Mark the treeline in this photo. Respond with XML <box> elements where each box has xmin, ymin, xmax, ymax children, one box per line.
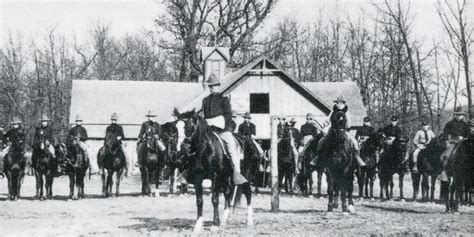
<box><xmin>0</xmin><ymin>0</ymin><xmax>471</xmax><ymax>144</ymax></box>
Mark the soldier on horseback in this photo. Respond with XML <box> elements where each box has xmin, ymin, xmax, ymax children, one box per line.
<box><xmin>439</xmin><ymin>107</ymin><xmax>470</xmax><ymax>181</ymax></box>
<box><xmin>355</xmin><ymin>117</ymin><xmax>375</xmax><ymax>144</ymax></box>
<box><xmin>32</xmin><ymin>114</ymin><xmax>57</xmax><ymax>171</ymax></box>
<box><xmin>381</xmin><ymin>116</ymin><xmax>402</xmax><ymax>144</ymax></box>
<box><xmin>410</xmin><ymin>119</ymin><xmax>435</xmax><ymax>173</ymax></box>
<box><xmin>103</xmin><ymin>113</ymin><xmax>129</xmax><ymax>175</ymax></box>
<box><xmin>67</xmin><ymin>115</ymin><xmax>89</xmax><ymax>167</ymax></box>
<box><xmin>202</xmin><ymin>73</ymin><xmax>247</xmax><ymax>185</ymax></box>
<box><xmin>310</xmin><ymin>95</ymin><xmax>366</xmax><ymax>168</ymax></box>
<box><xmin>299</xmin><ymin>113</ymin><xmax>323</xmax><ymax>156</ymax></box>
<box><xmin>136</xmin><ymin>110</ymin><xmax>165</xmax><ymax>168</ymax></box>
<box><xmin>2</xmin><ymin>117</ymin><xmax>25</xmax><ymax>175</ymax></box>
<box><xmin>238</xmin><ymin>112</ymin><xmax>264</xmax><ymax>159</ymax></box>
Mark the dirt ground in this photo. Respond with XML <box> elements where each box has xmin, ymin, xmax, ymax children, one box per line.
<box><xmin>0</xmin><ymin>172</ymin><xmax>473</xmax><ymax>236</ymax></box>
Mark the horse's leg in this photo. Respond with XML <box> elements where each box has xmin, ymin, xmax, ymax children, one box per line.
<box><xmin>358</xmin><ymin>170</ymin><xmax>364</xmax><ymax>198</ymax></box>
<box><xmin>6</xmin><ymin>172</ymin><xmax>12</xmax><ymax>200</ymax></box>
<box><xmin>348</xmin><ymin>173</ymin><xmax>354</xmax><ymax>206</ymax></box>
<box><xmin>430</xmin><ymin>175</ymin><xmax>436</xmax><ymax>202</ymax></box>
<box><xmin>34</xmin><ymin>170</ymin><xmax>41</xmax><ymax>199</ymax></box>
<box><xmin>327</xmin><ymin>174</ymin><xmax>333</xmax><ymax>212</ymax></box>
<box><xmin>107</xmin><ymin>170</ymin><xmax>114</xmax><ymax>197</ymax></box>
<box><xmin>399</xmin><ymin>173</ymin><xmax>404</xmax><ymax>200</ymax></box>
<box><xmin>412</xmin><ymin>173</ymin><xmax>419</xmax><ymax>201</ymax></box>
<box><xmin>101</xmin><ymin>169</ymin><xmax>107</xmax><ymax>197</ymax></box>
<box><xmin>169</xmin><ymin>167</ymin><xmax>175</xmax><ymax>194</ymax></box>
<box><xmin>115</xmin><ymin>169</ymin><xmax>122</xmax><ymax>197</ymax></box>
<box><xmin>317</xmin><ymin>170</ymin><xmax>322</xmax><ymax>198</ymax></box>
<box><xmin>222</xmin><ymin>183</ymin><xmax>232</xmax><ymax>227</ymax></box>
<box><xmin>369</xmin><ymin>170</ymin><xmax>375</xmax><ymax>199</ymax></box>
<box><xmin>454</xmin><ymin>179</ymin><xmax>462</xmax><ymax>212</ymax></box>
<box><xmin>288</xmin><ymin>167</ymin><xmax>294</xmax><ymax>195</ymax></box>
<box><xmin>242</xmin><ymin>183</ymin><xmax>254</xmax><ymax>225</ymax></box>
<box><xmin>193</xmin><ymin>177</ymin><xmax>204</xmax><ymax>233</ymax></box>
<box><xmin>46</xmin><ymin>175</ymin><xmax>53</xmax><ymax>199</ymax></box>
<box><xmin>341</xmin><ymin>179</ymin><xmax>348</xmax><ymax>212</ymax></box>
<box><xmin>211</xmin><ymin>176</ymin><xmax>220</xmax><ymax>228</ymax></box>
<box><xmin>389</xmin><ymin>176</ymin><xmax>394</xmax><ymax>200</ymax></box>
<box><xmin>421</xmin><ymin>174</ymin><xmax>428</xmax><ymax>202</ymax></box>
<box><xmin>333</xmin><ymin>182</ymin><xmax>340</xmax><ymax>209</ymax></box>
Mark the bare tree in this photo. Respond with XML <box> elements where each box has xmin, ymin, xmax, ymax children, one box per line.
<box><xmin>437</xmin><ymin>0</ymin><xmax>472</xmax><ymax>119</ymax></box>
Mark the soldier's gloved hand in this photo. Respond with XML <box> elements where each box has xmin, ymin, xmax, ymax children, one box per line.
<box><xmin>117</xmin><ymin>136</ymin><xmax>122</xmax><ymax>140</ymax></box>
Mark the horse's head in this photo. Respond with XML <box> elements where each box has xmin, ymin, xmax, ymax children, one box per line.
<box><xmin>393</xmin><ymin>137</ymin><xmax>409</xmax><ymax>157</ymax></box>
<box><xmin>104</xmin><ymin>132</ymin><xmax>119</xmax><ymax>153</ymax></box>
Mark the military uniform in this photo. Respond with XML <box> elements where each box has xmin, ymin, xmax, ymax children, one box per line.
<box><xmin>3</xmin><ymin>126</ymin><xmax>26</xmax><ymax>152</ymax></box>
<box><xmin>68</xmin><ymin>122</ymin><xmax>89</xmax><ymax>164</ymax></box>
<box><xmin>355</xmin><ymin>125</ymin><xmax>375</xmax><ymax>141</ymax></box>
<box><xmin>443</xmin><ymin>119</ymin><xmax>469</xmax><ymax>140</ymax></box>
<box><xmin>105</xmin><ymin>124</ymin><xmax>125</xmax><ymax>139</ymax></box>
<box><xmin>137</xmin><ymin>119</ymin><xmax>163</xmax><ymax>166</ymax></box>
<box><xmin>381</xmin><ymin>124</ymin><xmax>402</xmax><ymax>139</ymax></box>
<box><xmin>202</xmin><ymin>93</ymin><xmax>233</xmax><ymax>131</ymax></box>
<box><xmin>32</xmin><ymin>123</ymin><xmax>56</xmax><ymax>167</ymax></box>
<box><xmin>439</xmin><ymin>114</ymin><xmax>470</xmax><ymax>180</ymax></box>
<box><xmin>238</xmin><ymin>121</ymin><xmax>256</xmax><ymax>138</ymax></box>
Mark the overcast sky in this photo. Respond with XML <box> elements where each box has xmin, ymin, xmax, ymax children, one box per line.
<box><xmin>1</xmin><ymin>0</ymin><xmax>450</xmax><ymax>48</ymax></box>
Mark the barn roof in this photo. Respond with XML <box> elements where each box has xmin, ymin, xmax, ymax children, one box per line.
<box><xmin>302</xmin><ymin>81</ymin><xmax>367</xmax><ymax>126</ymax></box>
<box><xmin>69</xmin><ymin>80</ymin><xmax>204</xmax><ymax>125</ymax></box>
<box><xmin>179</xmin><ymin>57</ymin><xmax>333</xmax><ymax>115</ymax></box>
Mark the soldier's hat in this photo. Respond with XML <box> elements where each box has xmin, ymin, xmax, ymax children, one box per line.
<box><xmin>40</xmin><ymin>114</ymin><xmax>50</xmax><ymax>121</ymax></box>
<box><xmin>145</xmin><ymin>110</ymin><xmax>157</xmax><ymax>117</ymax></box>
<box><xmin>453</xmin><ymin>106</ymin><xmax>465</xmax><ymax>115</ymax></box>
<box><xmin>75</xmin><ymin>115</ymin><xmax>82</xmax><ymax>122</ymax></box>
<box><xmin>243</xmin><ymin>112</ymin><xmax>252</xmax><ymax>119</ymax></box>
<box><xmin>290</xmin><ymin>118</ymin><xmax>297</xmax><ymax>124</ymax></box>
<box><xmin>363</xmin><ymin>117</ymin><xmax>371</xmax><ymax>122</ymax></box>
<box><xmin>333</xmin><ymin>95</ymin><xmax>346</xmax><ymax>103</ymax></box>
<box><xmin>306</xmin><ymin>113</ymin><xmax>314</xmax><ymax>119</ymax></box>
<box><xmin>11</xmin><ymin>117</ymin><xmax>22</xmax><ymax>124</ymax></box>
<box><xmin>110</xmin><ymin>112</ymin><xmax>119</xmax><ymax>120</ymax></box>
<box><xmin>206</xmin><ymin>73</ymin><xmax>221</xmax><ymax>86</ymax></box>
<box><xmin>390</xmin><ymin>115</ymin><xmax>399</xmax><ymax>122</ymax></box>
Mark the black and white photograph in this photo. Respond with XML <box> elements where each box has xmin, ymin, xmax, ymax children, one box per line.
<box><xmin>0</xmin><ymin>0</ymin><xmax>473</xmax><ymax>235</ymax></box>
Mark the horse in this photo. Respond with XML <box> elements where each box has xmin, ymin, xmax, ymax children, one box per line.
<box><xmin>57</xmin><ymin>139</ymin><xmax>89</xmax><ymax>200</ymax></box>
<box><xmin>297</xmin><ymin>133</ymin><xmax>324</xmax><ymax>196</ymax></box>
<box><xmin>137</xmin><ymin>126</ymin><xmax>165</xmax><ymax>196</ymax></box>
<box><xmin>445</xmin><ymin>135</ymin><xmax>474</xmax><ymax>212</ymax></box>
<box><xmin>174</xmin><ymin>109</ymin><xmax>253</xmax><ymax>232</ymax></box>
<box><xmin>357</xmin><ymin>132</ymin><xmax>383</xmax><ymax>199</ymax></box>
<box><xmin>97</xmin><ymin>132</ymin><xmax>126</xmax><ymax>198</ymax></box>
<box><xmin>319</xmin><ymin>111</ymin><xmax>355</xmax><ymax>212</ymax></box>
<box><xmin>277</xmin><ymin>128</ymin><xmax>297</xmax><ymax>194</ymax></box>
<box><xmin>378</xmin><ymin>137</ymin><xmax>409</xmax><ymax>200</ymax></box>
<box><xmin>3</xmin><ymin>140</ymin><xmax>26</xmax><ymax>201</ymax></box>
<box><xmin>160</xmin><ymin>121</ymin><xmax>186</xmax><ymax>194</ymax></box>
<box><xmin>32</xmin><ymin>138</ymin><xmax>57</xmax><ymax>200</ymax></box>
<box><xmin>410</xmin><ymin>135</ymin><xmax>445</xmax><ymax>202</ymax></box>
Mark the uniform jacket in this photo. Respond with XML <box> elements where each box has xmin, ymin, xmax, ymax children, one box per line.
<box><xmin>300</xmin><ymin>122</ymin><xmax>320</xmax><ymax>137</ymax></box>
<box><xmin>33</xmin><ymin>124</ymin><xmax>54</xmax><ymax>149</ymax></box>
<box><xmin>355</xmin><ymin>125</ymin><xmax>375</xmax><ymax>140</ymax></box>
<box><xmin>382</xmin><ymin>124</ymin><xmax>402</xmax><ymax>138</ymax></box>
<box><xmin>4</xmin><ymin>127</ymin><xmax>26</xmax><ymax>145</ymax></box>
<box><xmin>413</xmin><ymin>129</ymin><xmax>435</xmax><ymax>147</ymax></box>
<box><xmin>138</xmin><ymin>120</ymin><xmax>160</xmax><ymax>140</ymax></box>
<box><xmin>69</xmin><ymin>125</ymin><xmax>88</xmax><ymax>142</ymax></box>
<box><xmin>238</xmin><ymin>122</ymin><xmax>256</xmax><ymax>138</ymax></box>
<box><xmin>443</xmin><ymin>119</ymin><xmax>469</xmax><ymax>139</ymax></box>
<box><xmin>202</xmin><ymin>93</ymin><xmax>233</xmax><ymax>132</ymax></box>
<box><xmin>105</xmin><ymin>123</ymin><xmax>125</xmax><ymax>139</ymax></box>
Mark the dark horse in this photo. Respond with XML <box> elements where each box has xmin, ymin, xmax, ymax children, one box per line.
<box><xmin>378</xmin><ymin>137</ymin><xmax>409</xmax><ymax>200</ymax></box>
<box><xmin>174</xmin><ymin>109</ymin><xmax>253</xmax><ymax>232</ymax></box>
<box><xmin>278</xmin><ymin>128</ymin><xmax>297</xmax><ymax>194</ymax></box>
<box><xmin>57</xmin><ymin>139</ymin><xmax>89</xmax><ymax>199</ymax></box>
<box><xmin>160</xmin><ymin>121</ymin><xmax>185</xmax><ymax>194</ymax></box>
<box><xmin>298</xmin><ymin>133</ymin><xmax>324</xmax><ymax>196</ymax></box>
<box><xmin>3</xmin><ymin>140</ymin><xmax>26</xmax><ymax>201</ymax></box>
<box><xmin>32</xmin><ymin>139</ymin><xmax>57</xmax><ymax>200</ymax></box>
<box><xmin>137</xmin><ymin>127</ymin><xmax>165</xmax><ymax>196</ymax></box>
<box><xmin>97</xmin><ymin>133</ymin><xmax>126</xmax><ymax>197</ymax></box>
<box><xmin>319</xmin><ymin>111</ymin><xmax>355</xmax><ymax>212</ymax></box>
<box><xmin>410</xmin><ymin>135</ymin><xmax>445</xmax><ymax>202</ymax></box>
<box><xmin>445</xmin><ymin>135</ymin><xmax>473</xmax><ymax>212</ymax></box>
<box><xmin>357</xmin><ymin>132</ymin><xmax>384</xmax><ymax>199</ymax></box>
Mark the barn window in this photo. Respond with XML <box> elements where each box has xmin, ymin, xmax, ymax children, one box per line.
<box><xmin>210</xmin><ymin>60</ymin><xmax>220</xmax><ymax>77</ymax></box>
<box><xmin>250</xmin><ymin>93</ymin><xmax>269</xmax><ymax>114</ymax></box>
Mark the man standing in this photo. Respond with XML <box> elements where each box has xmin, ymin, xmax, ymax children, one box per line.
<box><xmin>202</xmin><ymin>73</ymin><xmax>246</xmax><ymax>185</ymax></box>
<box><xmin>238</xmin><ymin>112</ymin><xmax>264</xmax><ymax>158</ymax></box>
<box><xmin>136</xmin><ymin>111</ymin><xmax>164</xmax><ymax>168</ymax></box>
<box><xmin>439</xmin><ymin>107</ymin><xmax>469</xmax><ymax>181</ymax></box>
<box><xmin>68</xmin><ymin>115</ymin><xmax>89</xmax><ymax>167</ymax></box>
<box><xmin>411</xmin><ymin>120</ymin><xmax>435</xmax><ymax>173</ymax></box>
<box><xmin>32</xmin><ymin>114</ymin><xmax>56</xmax><ymax>169</ymax></box>
<box><xmin>104</xmin><ymin>113</ymin><xmax>128</xmax><ymax>175</ymax></box>
<box><xmin>355</xmin><ymin>117</ymin><xmax>376</xmax><ymax>144</ymax></box>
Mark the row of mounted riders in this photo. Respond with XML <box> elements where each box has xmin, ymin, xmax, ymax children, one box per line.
<box><xmin>1</xmin><ymin>111</ymin><xmax>473</xmax><ymax>215</ymax></box>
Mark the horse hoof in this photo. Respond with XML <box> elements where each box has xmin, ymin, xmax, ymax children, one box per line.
<box><xmin>348</xmin><ymin>205</ymin><xmax>355</xmax><ymax>213</ymax></box>
<box><xmin>193</xmin><ymin>217</ymin><xmax>204</xmax><ymax>234</ymax></box>
<box><xmin>247</xmin><ymin>206</ymin><xmax>254</xmax><ymax>226</ymax></box>
<box><xmin>210</xmin><ymin>225</ymin><xmax>219</xmax><ymax>232</ymax></box>
<box><xmin>222</xmin><ymin>209</ymin><xmax>230</xmax><ymax>225</ymax></box>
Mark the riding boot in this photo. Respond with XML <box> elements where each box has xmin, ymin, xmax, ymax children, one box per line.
<box><xmin>233</xmin><ymin>171</ymin><xmax>248</xmax><ymax>185</ymax></box>
<box><xmin>355</xmin><ymin>153</ymin><xmax>366</xmax><ymax>167</ymax></box>
<box><xmin>440</xmin><ymin>171</ymin><xmax>448</xmax><ymax>182</ymax></box>
<box><xmin>411</xmin><ymin>162</ymin><xmax>418</xmax><ymax>173</ymax></box>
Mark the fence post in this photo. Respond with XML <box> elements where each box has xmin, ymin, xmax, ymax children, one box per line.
<box><xmin>270</xmin><ymin>116</ymin><xmax>279</xmax><ymax>212</ymax></box>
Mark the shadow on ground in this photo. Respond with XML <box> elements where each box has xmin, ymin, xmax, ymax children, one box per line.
<box><xmin>119</xmin><ymin>217</ymin><xmax>206</xmax><ymax>232</ymax></box>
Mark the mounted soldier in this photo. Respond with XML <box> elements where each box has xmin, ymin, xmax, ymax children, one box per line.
<box><xmin>410</xmin><ymin>119</ymin><xmax>435</xmax><ymax>173</ymax></box>
<box><xmin>381</xmin><ymin>116</ymin><xmax>402</xmax><ymax>144</ymax></box>
<box><xmin>310</xmin><ymin>95</ymin><xmax>366</xmax><ymax>168</ymax></box>
<box><xmin>32</xmin><ymin>114</ymin><xmax>56</xmax><ymax>169</ymax></box>
<box><xmin>202</xmin><ymin>73</ymin><xmax>247</xmax><ymax>185</ymax></box>
<box><xmin>238</xmin><ymin>112</ymin><xmax>264</xmax><ymax>158</ymax></box>
<box><xmin>355</xmin><ymin>117</ymin><xmax>376</xmax><ymax>145</ymax></box>
<box><xmin>299</xmin><ymin>113</ymin><xmax>322</xmax><ymax>155</ymax></box>
<box><xmin>103</xmin><ymin>112</ymin><xmax>129</xmax><ymax>175</ymax></box>
<box><xmin>2</xmin><ymin>117</ymin><xmax>26</xmax><ymax>175</ymax></box>
<box><xmin>67</xmin><ymin>115</ymin><xmax>89</xmax><ymax>166</ymax></box>
<box><xmin>136</xmin><ymin>110</ymin><xmax>165</xmax><ymax>168</ymax></box>
<box><xmin>439</xmin><ymin>107</ymin><xmax>469</xmax><ymax>181</ymax></box>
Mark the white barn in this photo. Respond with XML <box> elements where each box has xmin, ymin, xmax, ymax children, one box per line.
<box><xmin>69</xmin><ymin>54</ymin><xmax>366</xmax><ymax>172</ymax></box>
